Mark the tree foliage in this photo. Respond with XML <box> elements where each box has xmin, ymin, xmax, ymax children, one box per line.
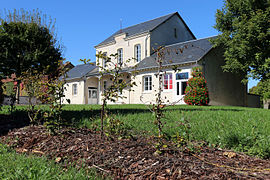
<box><xmin>249</xmin><ymin>79</ymin><xmax>270</xmax><ymax>100</ymax></box>
<box><xmin>0</xmin><ymin>9</ymin><xmax>62</xmax><ymax>78</ymax></box>
<box><xmin>213</xmin><ymin>0</ymin><xmax>270</xmax><ymax>82</ymax></box>
<box><xmin>184</xmin><ymin>67</ymin><xmax>209</xmax><ymax>106</ymax></box>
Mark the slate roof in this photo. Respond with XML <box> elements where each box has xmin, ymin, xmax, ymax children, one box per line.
<box><xmin>135</xmin><ymin>36</ymin><xmax>217</xmax><ymax>71</ymax></box>
<box><xmin>65</xmin><ymin>63</ymin><xmax>97</xmax><ymax>80</ymax></box>
<box><xmin>95</xmin><ymin>12</ymin><xmax>195</xmax><ymax>47</ymax></box>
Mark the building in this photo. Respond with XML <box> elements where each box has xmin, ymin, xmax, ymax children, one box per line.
<box><xmin>63</xmin><ymin>12</ymin><xmax>258</xmax><ymax>107</ymax></box>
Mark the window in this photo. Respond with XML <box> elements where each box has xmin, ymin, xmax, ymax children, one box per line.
<box><xmin>72</xmin><ymin>84</ymin><xmax>77</xmax><ymax>95</ymax></box>
<box><xmin>103</xmin><ymin>81</ymin><xmax>107</xmax><ymax>93</ymax></box>
<box><xmin>92</xmin><ymin>90</ymin><xmax>97</xmax><ymax>98</ymax></box>
<box><xmin>102</xmin><ymin>52</ymin><xmax>107</xmax><ymax>67</ymax></box>
<box><xmin>176</xmin><ymin>81</ymin><xmax>187</xmax><ymax>95</ymax></box>
<box><xmin>163</xmin><ymin>73</ymin><xmax>173</xmax><ymax>90</ymax></box>
<box><xmin>176</xmin><ymin>72</ymin><xmax>189</xmax><ymax>80</ymax></box>
<box><xmin>174</xmin><ymin>28</ymin><xmax>177</xmax><ymax>38</ymax></box>
<box><xmin>117</xmin><ymin>48</ymin><xmax>123</xmax><ymax>65</ymax></box>
<box><xmin>176</xmin><ymin>72</ymin><xmax>188</xmax><ymax>96</ymax></box>
<box><xmin>134</xmin><ymin>44</ymin><xmax>141</xmax><ymax>62</ymax></box>
<box><xmin>181</xmin><ymin>81</ymin><xmax>187</xmax><ymax>95</ymax></box>
<box><xmin>143</xmin><ymin>76</ymin><xmax>152</xmax><ymax>91</ymax></box>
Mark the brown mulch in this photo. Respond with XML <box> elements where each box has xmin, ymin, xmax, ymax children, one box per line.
<box><xmin>1</xmin><ymin>125</ymin><xmax>270</xmax><ymax>179</ymax></box>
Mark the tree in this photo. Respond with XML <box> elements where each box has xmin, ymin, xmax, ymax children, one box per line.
<box><xmin>184</xmin><ymin>67</ymin><xmax>209</xmax><ymax>106</ymax></box>
<box><xmin>213</xmin><ymin>0</ymin><xmax>270</xmax><ymax>82</ymax></box>
<box><xmin>249</xmin><ymin>79</ymin><xmax>270</xmax><ymax>100</ymax></box>
<box><xmin>0</xmin><ymin>9</ymin><xmax>63</xmax><ymax>103</ymax></box>
<box><xmin>81</xmin><ymin>53</ymin><xmax>137</xmax><ymax>138</ymax></box>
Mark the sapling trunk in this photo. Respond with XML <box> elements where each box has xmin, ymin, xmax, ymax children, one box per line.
<box><xmin>156</xmin><ymin>50</ymin><xmax>163</xmax><ymax>137</ymax></box>
<box><xmin>100</xmin><ymin>99</ymin><xmax>106</xmax><ymax>137</ymax></box>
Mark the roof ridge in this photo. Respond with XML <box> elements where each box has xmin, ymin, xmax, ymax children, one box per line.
<box><xmin>75</xmin><ymin>63</ymin><xmax>95</xmax><ymax>66</ymax></box>
<box><xmin>121</xmin><ymin>12</ymin><xmax>176</xmax><ymax>31</ymax></box>
<box><xmin>95</xmin><ymin>12</ymin><xmax>178</xmax><ymax>47</ymax></box>
<box><xmin>165</xmin><ymin>35</ymin><xmax>218</xmax><ymax>48</ymax></box>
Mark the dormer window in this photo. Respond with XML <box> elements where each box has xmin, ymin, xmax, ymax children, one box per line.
<box><xmin>134</xmin><ymin>44</ymin><xmax>141</xmax><ymax>62</ymax></box>
<box><xmin>117</xmin><ymin>48</ymin><xmax>123</xmax><ymax>65</ymax></box>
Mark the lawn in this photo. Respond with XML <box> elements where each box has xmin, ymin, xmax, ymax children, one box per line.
<box><xmin>1</xmin><ymin>104</ymin><xmax>270</xmax><ymax>158</ymax></box>
<box><xmin>0</xmin><ymin>143</ymin><xmax>105</xmax><ymax>180</ymax></box>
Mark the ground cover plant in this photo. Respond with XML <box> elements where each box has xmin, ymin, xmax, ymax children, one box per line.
<box><xmin>1</xmin><ymin>104</ymin><xmax>270</xmax><ymax>159</ymax></box>
<box><xmin>0</xmin><ymin>143</ymin><xmax>105</xmax><ymax>180</ymax></box>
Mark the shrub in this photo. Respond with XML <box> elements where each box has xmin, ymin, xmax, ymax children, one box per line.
<box><xmin>184</xmin><ymin>67</ymin><xmax>209</xmax><ymax>105</ymax></box>
<box><xmin>0</xmin><ymin>81</ymin><xmax>3</xmax><ymax>105</ymax></box>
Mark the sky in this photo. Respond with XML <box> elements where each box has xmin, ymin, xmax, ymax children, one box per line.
<box><xmin>2</xmin><ymin>0</ymin><xmax>258</xmax><ymax>89</ymax></box>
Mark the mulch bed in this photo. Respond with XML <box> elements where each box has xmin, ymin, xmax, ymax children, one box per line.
<box><xmin>1</xmin><ymin>125</ymin><xmax>270</xmax><ymax>179</ymax></box>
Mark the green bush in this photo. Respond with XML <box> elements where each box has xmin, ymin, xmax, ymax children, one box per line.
<box><xmin>184</xmin><ymin>67</ymin><xmax>209</xmax><ymax>105</ymax></box>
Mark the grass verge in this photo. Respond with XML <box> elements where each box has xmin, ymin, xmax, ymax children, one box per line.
<box><xmin>1</xmin><ymin>104</ymin><xmax>270</xmax><ymax>159</ymax></box>
<box><xmin>0</xmin><ymin>143</ymin><xmax>105</xmax><ymax>180</ymax></box>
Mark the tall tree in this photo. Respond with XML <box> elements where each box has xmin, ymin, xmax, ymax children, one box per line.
<box><xmin>0</xmin><ymin>9</ymin><xmax>63</xmax><ymax>103</ymax></box>
<box><xmin>213</xmin><ymin>0</ymin><xmax>270</xmax><ymax>82</ymax></box>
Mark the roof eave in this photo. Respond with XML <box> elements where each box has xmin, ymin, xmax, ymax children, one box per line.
<box><xmin>95</xmin><ymin>40</ymin><xmax>116</xmax><ymax>49</ymax></box>
<box><xmin>124</xmin><ymin>31</ymin><xmax>149</xmax><ymax>41</ymax></box>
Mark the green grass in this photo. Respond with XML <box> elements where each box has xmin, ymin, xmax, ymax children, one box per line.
<box><xmin>1</xmin><ymin>104</ymin><xmax>270</xmax><ymax>158</ymax></box>
<box><xmin>0</xmin><ymin>143</ymin><xmax>105</xmax><ymax>180</ymax></box>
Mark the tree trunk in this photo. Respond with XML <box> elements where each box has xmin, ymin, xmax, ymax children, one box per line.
<box><xmin>100</xmin><ymin>99</ymin><xmax>105</xmax><ymax>137</ymax></box>
<box><xmin>15</xmin><ymin>79</ymin><xmax>21</xmax><ymax>104</ymax></box>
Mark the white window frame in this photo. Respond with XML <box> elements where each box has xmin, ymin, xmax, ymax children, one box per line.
<box><xmin>117</xmin><ymin>48</ymin><xmax>123</xmax><ymax>65</ymax></box>
<box><xmin>143</xmin><ymin>75</ymin><xmax>152</xmax><ymax>92</ymax></box>
<box><xmin>102</xmin><ymin>52</ymin><xmax>107</xmax><ymax>68</ymax></box>
<box><xmin>175</xmin><ymin>72</ymin><xmax>189</xmax><ymax>96</ymax></box>
<box><xmin>134</xmin><ymin>44</ymin><xmax>141</xmax><ymax>62</ymax></box>
<box><xmin>72</xmin><ymin>83</ymin><xmax>78</xmax><ymax>96</ymax></box>
<box><xmin>163</xmin><ymin>73</ymin><xmax>173</xmax><ymax>90</ymax></box>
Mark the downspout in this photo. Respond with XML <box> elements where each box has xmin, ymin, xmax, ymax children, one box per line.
<box><xmin>83</xmin><ymin>76</ymin><xmax>86</xmax><ymax>104</ymax></box>
<box><xmin>98</xmin><ymin>76</ymin><xmax>101</xmax><ymax>105</ymax></box>
<box><xmin>145</xmin><ymin>33</ymin><xmax>150</xmax><ymax>57</ymax></box>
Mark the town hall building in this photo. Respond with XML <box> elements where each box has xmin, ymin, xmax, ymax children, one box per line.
<box><xmin>62</xmin><ymin>12</ymin><xmax>259</xmax><ymax>107</ymax></box>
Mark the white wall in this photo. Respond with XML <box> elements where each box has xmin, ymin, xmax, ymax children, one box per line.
<box><xmin>63</xmin><ymin>79</ymin><xmax>85</xmax><ymax>104</ymax></box>
<box><xmin>98</xmin><ymin>73</ymin><xmax>131</xmax><ymax>104</ymax></box>
<box><xmin>130</xmin><ymin>67</ymin><xmax>192</xmax><ymax>104</ymax></box>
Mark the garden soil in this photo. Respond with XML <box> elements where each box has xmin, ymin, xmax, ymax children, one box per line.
<box><xmin>1</xmin><ymin>125</ymin><xmax>270</xmax><ymax>179</ymax></box>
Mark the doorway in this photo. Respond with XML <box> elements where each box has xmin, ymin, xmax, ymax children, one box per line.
<box><xmin>88</xmin><ymin>87</ymin><xmax>98</xmax><ymax>104</ymax></box>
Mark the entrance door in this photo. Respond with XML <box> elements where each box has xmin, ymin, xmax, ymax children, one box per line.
<box><xmin>88</xmin><ymin>87</ymin><xmax>98</xmax><ymax>104</ymax></box>
<box><xmin>175</xmin><ymin>72</ymin><xmax>189</xmax><ymax>104</ymax></box>
<box><xmin>175</xmin><ymin>81</ymin><xmax>187</xmax><ymax>103</ymax></box>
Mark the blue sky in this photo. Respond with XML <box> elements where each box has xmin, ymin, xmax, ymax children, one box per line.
<box><xmin>2</xmin><ymin>0</ymin><xmax>258</xmax><ymax>89</ymax></box>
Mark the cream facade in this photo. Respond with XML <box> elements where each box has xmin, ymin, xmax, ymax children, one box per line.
<box><xmin>63</xmin><ymin>79</ymin><xmax>85</xmax><ymax>104</ymax></box>
<box><xmin>63</xmin><ymin>12</ymin><xmax>252</xmax><ymax>107</ymax></box>
<box><xmin>96</xmin><ymin>33</ymin><xmax>150</xmax><ymax>68</ymax></box>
